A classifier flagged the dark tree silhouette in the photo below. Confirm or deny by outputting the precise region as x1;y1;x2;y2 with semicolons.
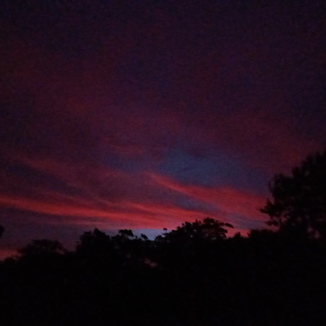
75;228;114;261
156;217;233;243
18;239;66;257
0;219;325;326
117;229;134;238
261;150;326;239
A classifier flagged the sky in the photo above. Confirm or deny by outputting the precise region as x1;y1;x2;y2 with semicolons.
0;0;325;258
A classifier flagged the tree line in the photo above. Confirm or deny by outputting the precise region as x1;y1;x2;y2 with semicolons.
0;150;325;326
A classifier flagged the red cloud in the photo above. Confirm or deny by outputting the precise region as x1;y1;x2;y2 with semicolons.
0;191;228;232
0;193;165;228
149;172;266;224
1;153;268;235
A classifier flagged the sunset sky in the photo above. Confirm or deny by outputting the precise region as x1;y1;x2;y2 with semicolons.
0;0;325;258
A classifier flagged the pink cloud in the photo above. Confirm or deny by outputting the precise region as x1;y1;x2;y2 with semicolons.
0;193;164;228
149;172;267;225
1;152;268;234
0;191;226;232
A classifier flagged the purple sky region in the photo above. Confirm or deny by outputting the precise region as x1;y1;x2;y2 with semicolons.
0;0;325;258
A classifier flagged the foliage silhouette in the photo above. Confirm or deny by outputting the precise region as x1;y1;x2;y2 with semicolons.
261;150;326;239
18;239;66;258
0;217;325;325
156;217;233;243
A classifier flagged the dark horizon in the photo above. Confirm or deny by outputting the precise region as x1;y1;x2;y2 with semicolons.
1;217;325;326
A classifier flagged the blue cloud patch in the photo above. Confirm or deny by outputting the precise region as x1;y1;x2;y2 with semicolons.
157;149;266;192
